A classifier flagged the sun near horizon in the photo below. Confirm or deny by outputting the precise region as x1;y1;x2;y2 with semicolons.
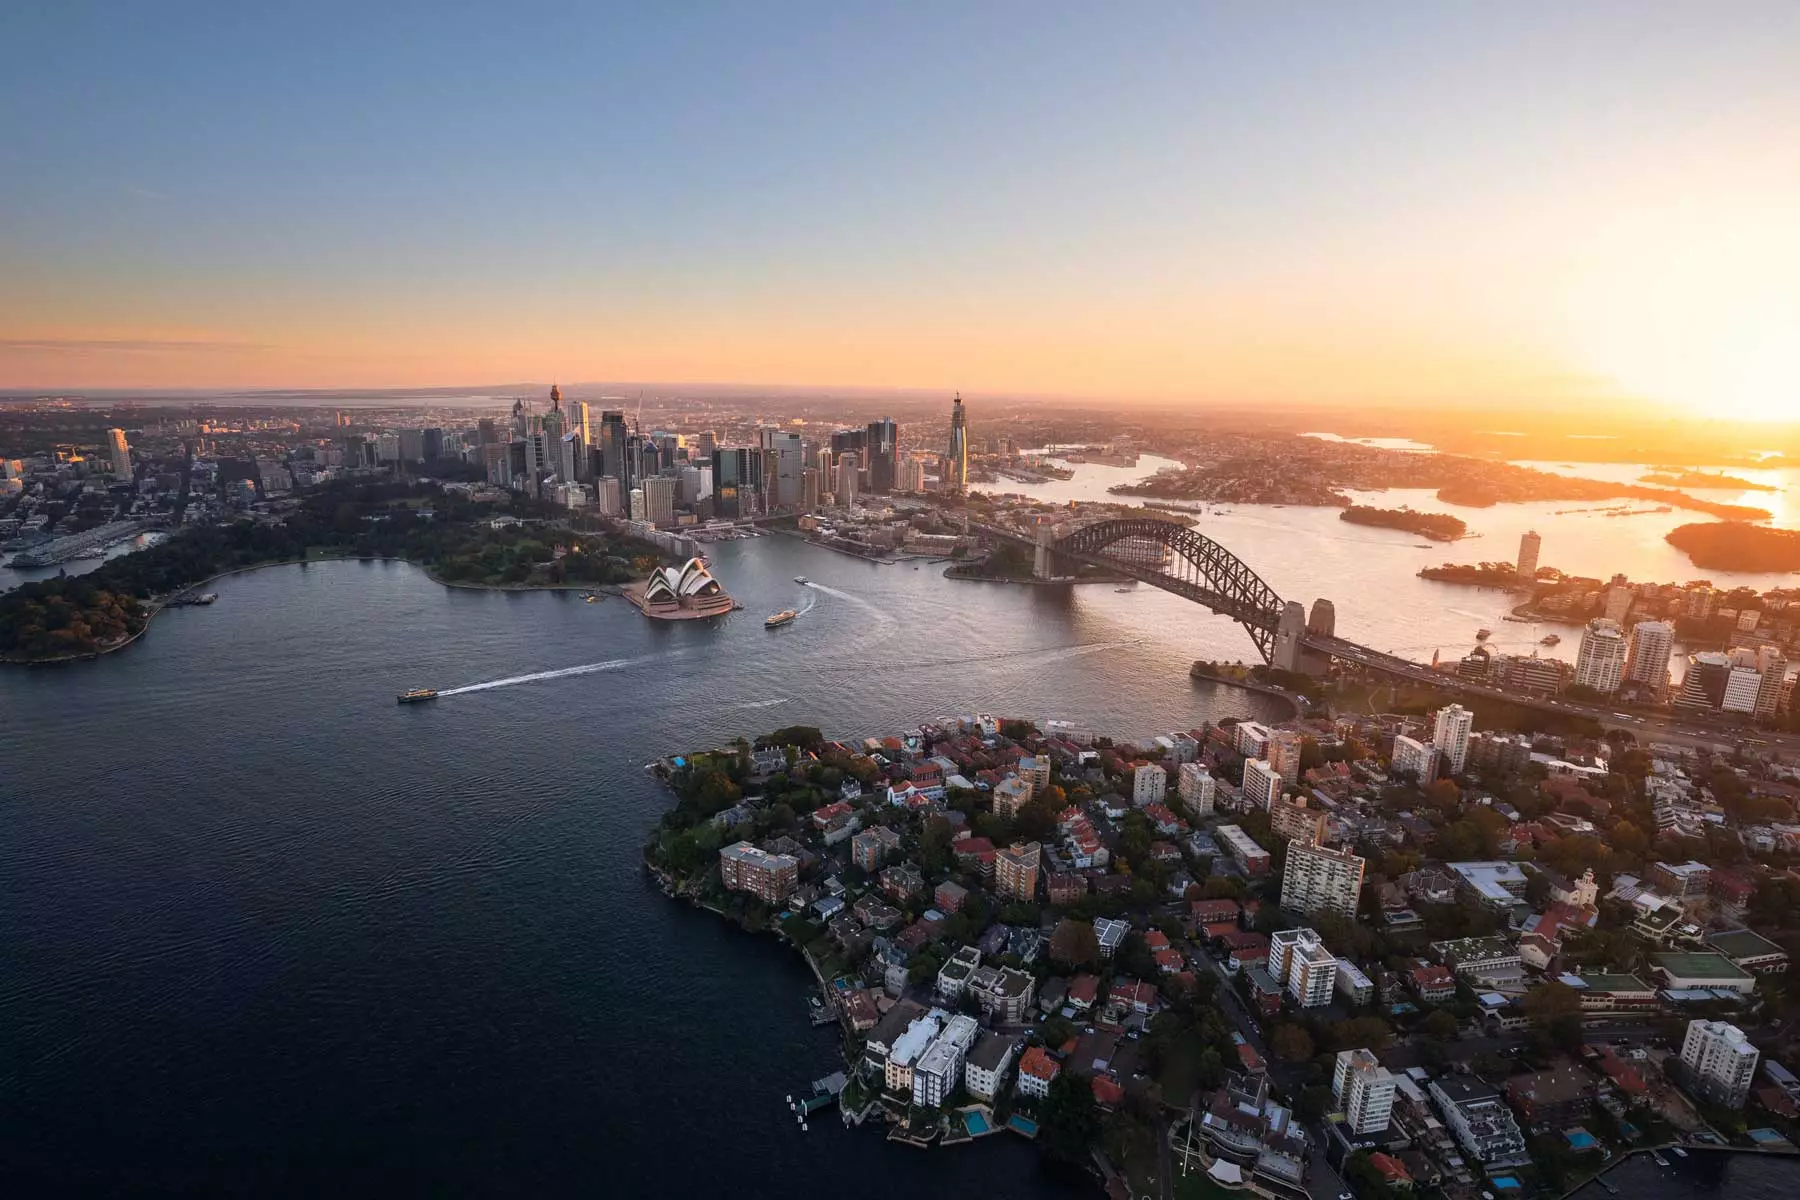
4;4;1800;418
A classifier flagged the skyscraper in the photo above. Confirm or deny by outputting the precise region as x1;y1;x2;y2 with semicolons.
642;475;677;527
835;451;860;508
599;411;629;484
1624;620;1675;699
1516;530;1541;580
106;428;132;480
945;394;968;496
1432;704;1474;775
1574;618;1627;693
865;418;897;493
759;429;804;508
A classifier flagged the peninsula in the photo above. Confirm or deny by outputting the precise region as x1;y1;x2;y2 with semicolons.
1665;521;1800;572
643;704;1800;1199
0;479;665;663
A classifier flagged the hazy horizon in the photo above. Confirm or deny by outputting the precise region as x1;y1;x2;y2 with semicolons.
5;3;1800;417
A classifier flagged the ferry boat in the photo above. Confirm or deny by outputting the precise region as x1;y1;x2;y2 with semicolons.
1540;633;1561;646
1475;628;1492;640
793;575;810;585
397;688;438;704
766;609;798;628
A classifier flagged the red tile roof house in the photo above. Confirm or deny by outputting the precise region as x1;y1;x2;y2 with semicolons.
1191;898;1241;926
1091;1075;1126;1108
1368;1152;1412;1188
1066;973;1100;1012
1109;978;1159;1014
1410;964;1456;1002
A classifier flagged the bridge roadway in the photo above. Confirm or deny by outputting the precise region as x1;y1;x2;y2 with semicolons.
974;520;1799;757
1307;634;1800;754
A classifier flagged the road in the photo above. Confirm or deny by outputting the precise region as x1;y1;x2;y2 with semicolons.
1378;1021;1664;1071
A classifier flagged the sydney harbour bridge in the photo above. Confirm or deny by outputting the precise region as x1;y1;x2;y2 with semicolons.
970;514;1789;753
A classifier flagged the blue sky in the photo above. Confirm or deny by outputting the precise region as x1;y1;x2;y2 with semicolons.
4;2;1799;409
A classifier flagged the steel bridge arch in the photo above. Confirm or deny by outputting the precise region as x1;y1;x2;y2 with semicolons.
1048;517;1287;660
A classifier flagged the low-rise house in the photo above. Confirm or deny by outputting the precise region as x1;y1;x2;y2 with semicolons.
862;999;925;1076
1066;974;1100;1014
1109;977;1158;1015
1015;1045;1060;1100
1190;898;1241;927
1409;964;1457;1003
934;880;969;913
1094;916;1129;959
853;895;902;929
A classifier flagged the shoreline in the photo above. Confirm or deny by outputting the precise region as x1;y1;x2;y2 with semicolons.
3;553;641;668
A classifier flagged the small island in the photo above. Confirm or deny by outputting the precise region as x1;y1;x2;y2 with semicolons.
1665;521;1800;572
1338;505;1466;541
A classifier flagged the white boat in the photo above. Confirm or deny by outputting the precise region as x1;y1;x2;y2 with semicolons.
794;575;810;584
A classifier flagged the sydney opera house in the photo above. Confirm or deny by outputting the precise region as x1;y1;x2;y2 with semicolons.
625;557;736;620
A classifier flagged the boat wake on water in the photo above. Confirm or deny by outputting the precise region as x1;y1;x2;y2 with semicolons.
435;651;678;697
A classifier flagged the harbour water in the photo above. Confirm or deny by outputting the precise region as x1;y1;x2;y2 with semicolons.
1567;1148;1800;1200
0;538;1283;1196
4;451;1797;1194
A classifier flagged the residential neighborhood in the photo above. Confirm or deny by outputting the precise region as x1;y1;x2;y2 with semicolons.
645;704;1800;1200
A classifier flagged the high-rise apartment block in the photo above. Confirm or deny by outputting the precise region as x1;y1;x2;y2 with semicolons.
1624;620;1674;698
1266;730;1304;785
1242;759;1282;811
1574;618;1627;694
1679;1019;1759;1107
1334;1048;1397;1135
1516;530;1541;580
1280;839;1365;917
1177;763;1215;815
1432;704;1474;776
106;428;132;480
995;841;1040;901
1269;928;1337;1008
1132;763;1167;807
1391;735;1435;784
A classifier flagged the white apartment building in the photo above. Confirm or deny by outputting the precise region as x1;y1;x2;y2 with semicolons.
963;1032;1017;1103
1432;704;1474;776
1391;735;1436;784
1235;721;1272;759
1133;762;1167;807
912;1013;980;1109
1574;618;1627;694
1280;840;1366;917
1178;762;1215;815
884;1009;945;1094
1242;759;1282;812
1334;1048;1397;1135
1270;928;1337;1008
1723;665;1763;715
1680;1019;1760;1107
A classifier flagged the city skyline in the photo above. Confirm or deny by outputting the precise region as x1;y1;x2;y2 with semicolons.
6;4;1800;419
